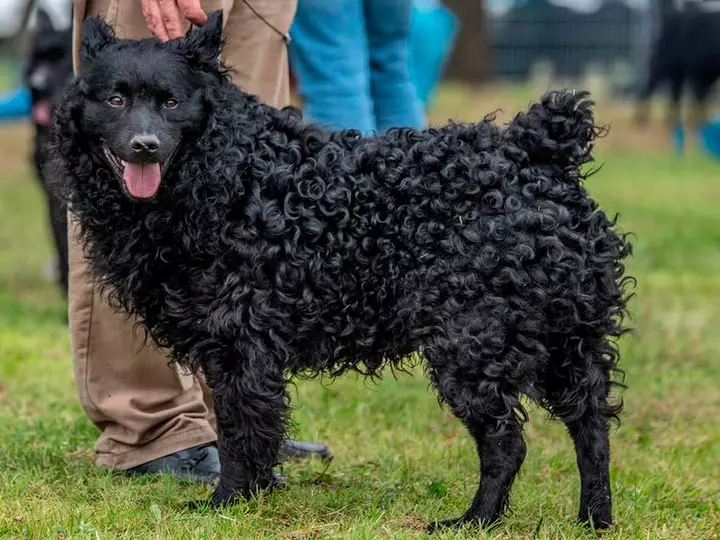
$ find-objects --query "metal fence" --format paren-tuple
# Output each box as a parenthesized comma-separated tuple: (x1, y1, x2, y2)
(485, 0, 659, 96)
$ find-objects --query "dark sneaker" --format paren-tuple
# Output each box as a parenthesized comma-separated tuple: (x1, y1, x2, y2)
(126, 439, 333, 485)
(279, 439, 333, 464)
(126, 442, 220, 484)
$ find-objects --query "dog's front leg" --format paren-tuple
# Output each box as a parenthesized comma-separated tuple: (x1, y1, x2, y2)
(205, 357, 290, 505)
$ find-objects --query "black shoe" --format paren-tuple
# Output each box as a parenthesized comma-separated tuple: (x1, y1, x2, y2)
(126, 443, 220, 484)
(279, 439, 333, 464)
(125, 439, 332, 485)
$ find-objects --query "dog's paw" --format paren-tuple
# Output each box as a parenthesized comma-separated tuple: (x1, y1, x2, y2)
(208, 483, 244, 507)
(426, 514, 500, 533)
(577, 512, 613, 531)
(184, 498, 216, 512)
(426, 516, 475, 533)
(206, 471, 286, 507)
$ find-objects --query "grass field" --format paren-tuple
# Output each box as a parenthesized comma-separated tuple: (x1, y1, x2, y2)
(0, 91, 719, 539)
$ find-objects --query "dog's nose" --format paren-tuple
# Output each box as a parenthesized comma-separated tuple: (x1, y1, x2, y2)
(29, 68, 49, 92)
(130, 134, 160, 155)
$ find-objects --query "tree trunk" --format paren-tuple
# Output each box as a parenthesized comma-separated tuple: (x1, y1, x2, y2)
(442, 0, 493, 84)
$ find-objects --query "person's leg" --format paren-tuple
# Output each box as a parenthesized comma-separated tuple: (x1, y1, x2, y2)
(363, 0, 425, 132)
(69, 0, 329, 475)
(69, 0, 219, 473)
(288, 0, 375, 133)
(222, 0, 296, 108)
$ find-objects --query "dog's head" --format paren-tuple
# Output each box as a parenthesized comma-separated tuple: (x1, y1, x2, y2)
(55, 10, 225, 200)
(24, 8, 73, 127)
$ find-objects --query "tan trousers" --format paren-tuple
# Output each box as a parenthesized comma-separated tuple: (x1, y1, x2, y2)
(69, 0, 297, 470)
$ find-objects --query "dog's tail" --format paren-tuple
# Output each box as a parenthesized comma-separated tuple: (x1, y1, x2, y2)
(502, 89, 604, 179)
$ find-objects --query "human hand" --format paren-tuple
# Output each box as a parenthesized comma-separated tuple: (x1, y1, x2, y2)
(140, 0, 208, 42)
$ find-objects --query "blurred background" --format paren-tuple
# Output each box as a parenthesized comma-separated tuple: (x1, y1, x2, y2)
(1, 0, 714, 171)
(1, 0, 717, 296)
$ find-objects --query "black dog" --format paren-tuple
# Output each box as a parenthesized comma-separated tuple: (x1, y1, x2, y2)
(24, 7, 74, 298)
(49, 12, 633, 531)
(636, 0, 720, 129)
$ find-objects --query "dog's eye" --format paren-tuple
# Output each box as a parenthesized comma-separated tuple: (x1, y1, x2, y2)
(107, 96, 125, 108)
(163, 99, 179, 110)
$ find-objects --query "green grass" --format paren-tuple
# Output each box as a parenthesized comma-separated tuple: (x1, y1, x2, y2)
(0, 126, 719, 539)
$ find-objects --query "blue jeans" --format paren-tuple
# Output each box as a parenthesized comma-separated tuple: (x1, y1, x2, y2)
(289, 0, 426, 134)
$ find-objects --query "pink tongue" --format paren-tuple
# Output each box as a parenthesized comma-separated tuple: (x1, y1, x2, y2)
(32, 101, 51, 125)
(122, 161, 162, 199)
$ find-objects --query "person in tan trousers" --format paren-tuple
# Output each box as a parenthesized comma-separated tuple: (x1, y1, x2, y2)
(69, 0, 331, 482)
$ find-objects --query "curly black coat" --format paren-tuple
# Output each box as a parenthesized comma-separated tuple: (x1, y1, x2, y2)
(49, 12, 634, 531)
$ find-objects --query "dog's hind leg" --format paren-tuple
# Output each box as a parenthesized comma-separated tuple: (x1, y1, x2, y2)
(424, 332, 528, 532)
(203, 351, 290, 505)
(635, 62, 663, 127)
(47, 190, 69, 298)
(667, 74, 684, 132)
(544, 336, 622, 530)
(563, 404, 613, 529)
(688, 76, 715, 130)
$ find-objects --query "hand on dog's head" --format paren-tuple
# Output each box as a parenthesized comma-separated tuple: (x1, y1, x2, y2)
(80, 10, 224, 69)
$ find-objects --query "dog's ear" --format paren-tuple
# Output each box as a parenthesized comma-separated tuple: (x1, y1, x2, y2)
(48, 75, 88, 197)
(52, 77, 86, 138)
(178, 10, 223, 68)
(80, 16, 116, 62)
(35, 7, 55, 31)
(46, 76, 90, 203)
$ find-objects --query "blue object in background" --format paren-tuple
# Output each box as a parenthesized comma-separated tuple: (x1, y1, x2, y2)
(698, 116, 720, 160)
(1, 0, 459, 127)
(672, 117, 720, 160)
(0, 85, 31, 123)
(671, 122, 685, 156)
(290, 0, 427, 134)
(409, 0, 459, 106)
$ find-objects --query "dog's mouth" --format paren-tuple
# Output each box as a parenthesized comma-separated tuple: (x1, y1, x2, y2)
(102, 144, 177, 200)
(32, 100, 52, 126)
